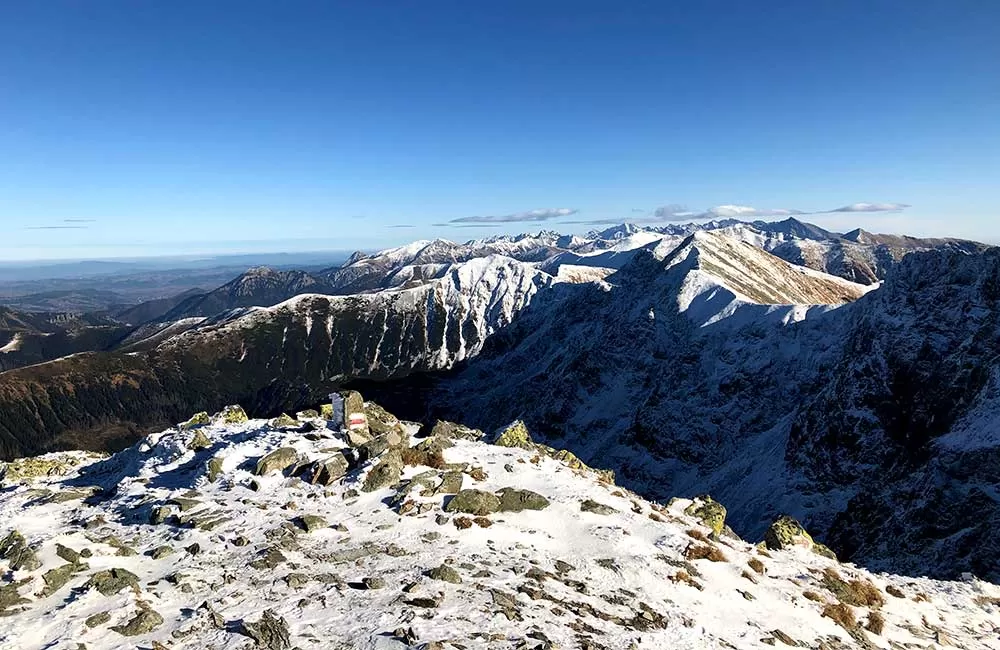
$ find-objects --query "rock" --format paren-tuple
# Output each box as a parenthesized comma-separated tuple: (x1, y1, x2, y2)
(168, 497, 202, 512)
(242, 609, 291, 650)
(0, 530, 41, 571)
(764, 515, 837, 559)
(684, 496, 728, 538)
(84, 568, 140, 596)
(149, 505, 172, 525)
(297, 409, 320, 420)
(187, 429, 212, 451)
(320, 403, 334, 420)
(0, 455, 86, 483)
(207, 457, 224, 482)
(365, 401, 406, 439)
(437, 471, 464, 495)
(309, 453, 349, 486)
(270, 413, 300, 429)
(429, 420, 484, 441)
(150, 545, 174, 559)
(580, 499, 618, 516)
(427, 565, 462, 584)
(41, 563, 78, 596)
(361, 449, 403, 492)
(216, 404, 249, 424)
(112, 608, 164, 636)
(335, 390, 370, 437)
(445, 489, 501, 516)
(494, 420, 533, 449)
(496, 488, 550, 513)
(85, 611, 111, 628)
(185, 543, 201, 555)
(284, 573, 309, 588)
(0, 580, 30, 612)
(55, 543, 81, 564)
(255, 448, 300, 476)
(295, 515, 328, 533)
(180, 411, 211, 430)
(362, 576, 386, 589)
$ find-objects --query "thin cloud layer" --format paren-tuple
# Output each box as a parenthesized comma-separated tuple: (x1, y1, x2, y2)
(449, 208, 578, 225)
(829, 202, 911, 213)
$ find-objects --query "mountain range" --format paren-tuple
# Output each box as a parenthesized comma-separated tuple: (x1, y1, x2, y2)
(0, 217, 997, 586)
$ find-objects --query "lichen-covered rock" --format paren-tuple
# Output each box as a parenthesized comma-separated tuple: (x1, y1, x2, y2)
(180, 411, 211, 430)
(255, 447, 300, 476)
(0, 530, 41, 571)
(496, 488, 550, 513)
(295, 515, 328, 533)
(684, 496, 728, 538)
(84, 568, 140, 596)
(207, 456, 224, 482)
(320, 403, 335, 420)
(428, 564, 462, 584)
(0, 455, 83, 483)
(494, 421, 533, 449)
(0, 581, 30, 612)
(111, 608, 164, 636)
(242, 609, 291, 650)
(41, 563, 78, 596)
(365, 401, 406, 438)
(764, 515, 836, 559)
(270, 413, 299, 429)
(85, 611, 111, 628)
(580, 499, 618, 516)
(309, 454, 349, 486)
(446, 489, 501, 516)
(187, 429, 212, 451)
(361, 450, 403, 492)
(216, 404, 249, 424)
(296, 409, 320, 420)
(430, 420, 485, 441)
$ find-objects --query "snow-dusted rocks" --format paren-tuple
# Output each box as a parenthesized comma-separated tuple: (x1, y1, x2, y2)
(1, 400, 998, 650)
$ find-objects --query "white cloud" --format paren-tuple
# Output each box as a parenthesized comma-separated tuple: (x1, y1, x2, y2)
(449, 208, 578, 225)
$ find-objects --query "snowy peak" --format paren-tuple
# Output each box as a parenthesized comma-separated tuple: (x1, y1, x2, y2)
(657, 232, 868, 325)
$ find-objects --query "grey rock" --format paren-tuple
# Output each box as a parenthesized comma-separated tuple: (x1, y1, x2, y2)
(497, 488, 550, 513)
(309, 454, 349, 486)
(85, 568, 140, 596)
(150, 545, 174, 559)
(427, 564, 462, 584)
(41, 563, 78, 596)
(361, 449, 403, 492)
(255, 447, 300, 476)
(111, 608, 164, 636)
(0, 531, 40, 571)
(362, 576, 386, 589)
(242, 609, 291, 650)
(295, 515, 328, 533)
(85, 611, 111, 628)
(580, 499, 618, 516)
(445, 489, 501, 516)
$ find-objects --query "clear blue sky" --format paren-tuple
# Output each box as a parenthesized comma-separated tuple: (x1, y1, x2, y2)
(1, 1, 997, 260)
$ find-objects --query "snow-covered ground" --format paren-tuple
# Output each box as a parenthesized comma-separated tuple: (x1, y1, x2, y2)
(2, 411, 998, 650)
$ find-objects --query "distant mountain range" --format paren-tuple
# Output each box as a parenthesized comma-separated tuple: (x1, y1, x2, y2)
(0, 217, 997, 582)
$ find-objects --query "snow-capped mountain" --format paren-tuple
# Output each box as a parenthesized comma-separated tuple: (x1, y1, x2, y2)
(432, 238, 1000, 581)
(2, 400, 997, 649)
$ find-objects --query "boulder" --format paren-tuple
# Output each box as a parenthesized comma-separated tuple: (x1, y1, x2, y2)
(216, 404, 249, 424)
(0, 581, 30, 612)
(85, 568, 139, 596)
(494, 421, 533, 449)
(255, 448, 300, 476)
(309, 454, 349, 486)
(361, 450, 403, 492)
(270, 413, 299, 429)
(684, 496, 728, 538)
(0, 531, 41, 571)
(580, 499, 618, 516)
(296, 409, 320, 420)
(365, 401, 406, 438)
(763, 515, 837, 559)
(295, 515, 328, 533)
(429, 420, 484, 441)
(332, 390, 370, 437)
(242, 609, 291, 650)
(187, 429, 212, 451)
(446, 489, 501, 516)
(41, 563, 78, 596)
(112, 608, 164, 636)
(179, 411, 211, 430)
(496, 488, 550, 513)
(207, 456, 224, 482)
(427, 564, 462, 584)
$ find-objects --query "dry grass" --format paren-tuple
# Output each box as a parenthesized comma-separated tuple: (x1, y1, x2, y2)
(821, 568, 885, 608)
(822, 603, 857, 630)
(684, 544, 728, 563)
(741, 570, 758, 584)
(669, 570, 704, 590)
(747, 557, 765, 574)
(885, 584, 905, 599)
(468, 467, 488, 481)
(974, 595, 1000, 608)
(400, 446, 446, 469)
(686, 528, 709, 542)
(865, 611, 885, 635)
(648, 512, 664, 523)
(473, 516, 493, 528)
(803, 591, 825, 603)
(452, 516, 473, 530)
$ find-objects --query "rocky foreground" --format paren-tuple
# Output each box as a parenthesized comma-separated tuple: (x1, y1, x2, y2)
(1, 396, 998, 650)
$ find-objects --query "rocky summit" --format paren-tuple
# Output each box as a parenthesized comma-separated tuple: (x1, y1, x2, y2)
(1, 398, 998, 650)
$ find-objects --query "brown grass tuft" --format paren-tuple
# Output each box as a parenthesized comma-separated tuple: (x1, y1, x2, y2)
(452, 516, 473, 530)
(648, 512, 664, 522)
(885, 584, 905, 599)
(803, 590, 825, 603)
(684, 544, 728, 563)
(821, 568, 884, 608)
(748, 557, 765, 574)
(670, 570, 704, 590)
(821, 603, 856, 630)
(686, 528, 709, 542)
(865, 611, 885, 635)
(473, 516, 492, 528)
(401, 446, 447, 469)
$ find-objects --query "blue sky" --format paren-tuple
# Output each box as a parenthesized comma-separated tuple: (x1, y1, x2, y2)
(1, 1, 998, 260)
